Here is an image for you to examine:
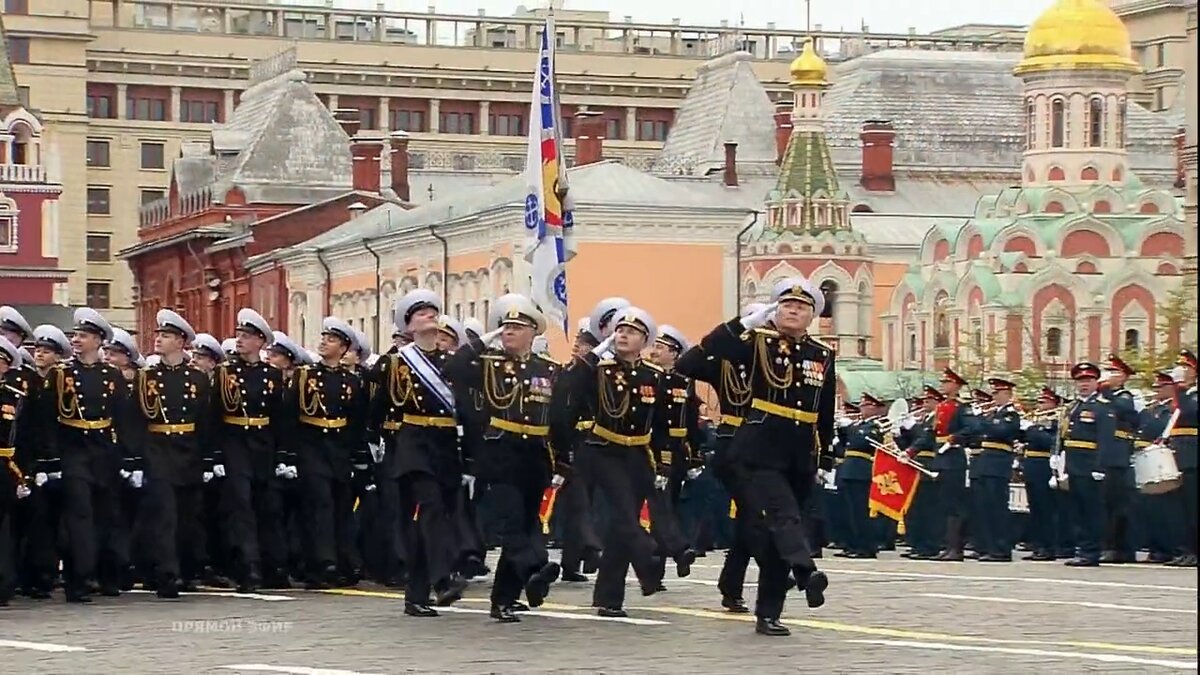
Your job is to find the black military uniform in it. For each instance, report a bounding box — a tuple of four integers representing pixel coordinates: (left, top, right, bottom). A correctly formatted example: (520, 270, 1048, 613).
(696, 282, 833, 637)
(212, 323, 286, 591)
(1061, 361, 1116, 567)
(41, 309, 127, 602)
(1099, 355, 1139, 563)
(930, 369, 973, 561)
(970, 378, 1022, 562)
(1021, 389, 1063, 561)
(902, 387, 941, 559)
(0, 338, 28, 605)
(444, 302, 562, 623)
(549, 308, 668, 616)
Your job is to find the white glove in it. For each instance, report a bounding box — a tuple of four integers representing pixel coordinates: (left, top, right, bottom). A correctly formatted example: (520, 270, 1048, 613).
(284, 465, 298, 480)
(742, 302, 778, 329)
(654, 474, 669, 490)
(120, 469, 131, 480)
(900, 416, 916, 431)
(551, 474, 565, 489)
(203, 471, 214, 483)
(213, 464, 226, 478)
(16, 483, 31, 499)
(591, 335, 615, 357)
(1092, 471, 1106, 481)
(937, 442, 951, 454)
(369, 442, 384, 464)
(481, 328, 503, 346)
(461, 474, 476, 499)
(686, 467, 702, 480)
(365, 483, 377, 492)
(35, 472, 47, 487)
(353, 463, 369, 471)
(1019, 419, 1033, 431)
(47, 472, 61, 481)
(130, 470, 144, 489)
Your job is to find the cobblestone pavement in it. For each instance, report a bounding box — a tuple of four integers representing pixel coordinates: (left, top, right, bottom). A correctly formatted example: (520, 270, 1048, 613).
(3, 551, 1196, 674)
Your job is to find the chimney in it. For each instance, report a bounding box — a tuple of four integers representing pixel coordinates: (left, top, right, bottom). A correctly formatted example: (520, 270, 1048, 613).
(574, 110, 605, 166)
(723, 141, 739, 187)
(859, 120, 896, 192)
(1174, 127, 1186, 189)
(334, 108, 361, 138)
(350, 134, 384, 193)
(389, 130, 411, 201)
(773, 101, 793, 165)
(348, 202, 368, 219)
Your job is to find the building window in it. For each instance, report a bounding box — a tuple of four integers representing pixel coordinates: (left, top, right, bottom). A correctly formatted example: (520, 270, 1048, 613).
(86, 139, 111, 167)
(4, 0, 30, 15)
(1050, 98, 1065, 148)
(1155, 43, 1165, 68)
(1045, 327, 1063, 358)
(140, 142, 165, 169)
(818, 280, 837, 319)
(559, 115, 574, 138)
(127, 96, 168, 121)
(17, 86, 29, 108)
(180, 99, 221, 123)
(856, 338, 867, 357)
(6, 37, 29, 65)
(1123, 328, 1140, 352)
(605, 117, 621, 140)
(439, 111, 475, 134)
(1087, 97, 1103, 147)
(1117, 97, 1127, 148)
(907, 332, 917, 362)
(468, 301, 476, 319)
(87, 93, 115, 119)
(87, 187, 110, 215)
(488, 113, 524, 136)
(0, 216, 15, 251)
(357, 108, 377, 131)
(453, 303, 462, 320)
(1025, 98, 1035, 149)
(86, 282, 112, 309)
(637, 119, 669, 142)
(140, 189, 166, 205)
(390, 109, 425, 132)
(1153, 87, 1164, 112)
(86, 234, 112, 262)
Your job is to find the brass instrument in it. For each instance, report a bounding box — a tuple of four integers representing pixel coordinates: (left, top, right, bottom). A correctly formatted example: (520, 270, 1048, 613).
(869, 399, 939, 479)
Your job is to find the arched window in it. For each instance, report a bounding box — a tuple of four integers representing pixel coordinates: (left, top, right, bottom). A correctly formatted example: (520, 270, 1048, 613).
(1087, 97, 1104, 147)
(856, 338, 867, 357)
(1025, 97, 1036, 150)
(1116, 97, 1127, 149)
(1124, 328, 1140, 351)
(1045, 327, 1063, 358)
(973, 327, 983, 351)
(818, 280, 837, 319)
(907, 333, 917, 362)
(1050, 98, 1065, 148)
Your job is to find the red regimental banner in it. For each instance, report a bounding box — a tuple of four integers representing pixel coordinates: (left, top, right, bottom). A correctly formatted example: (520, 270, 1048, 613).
(868, 450, 922, 522)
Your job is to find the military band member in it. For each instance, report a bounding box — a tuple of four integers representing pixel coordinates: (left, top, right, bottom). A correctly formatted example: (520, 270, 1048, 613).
(902, 387, 941, 559)
(42, 309, 127, 602)
(675, 304, 763, 613)
(837, 393, 885, 559)
(1098, 355, 1138, 564)
(0, 336, 27, 606)
(931, 368, 972, 562)
(1168, 350, 1198, 567)
(444, 294, 562, 623)
(372, 291, 468, 616)
(284, 317, 365, 589)
(1138, 372, 1180, 563)
(1060, 361, 1115, 567)
(1020, 387, 1063, 561)
(212, 309, 286, 592)
(969, 378, 1021, 562)
(697, 277, 832, 637)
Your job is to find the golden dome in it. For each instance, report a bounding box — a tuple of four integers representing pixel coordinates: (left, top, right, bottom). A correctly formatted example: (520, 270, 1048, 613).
(789, 38, 828, 87)
(1016, 0, 1139, 75)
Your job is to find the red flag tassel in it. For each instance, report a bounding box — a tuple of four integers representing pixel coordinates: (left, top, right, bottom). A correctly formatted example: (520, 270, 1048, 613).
(539, 486, 559, 535)
(639, 499, 651, 531)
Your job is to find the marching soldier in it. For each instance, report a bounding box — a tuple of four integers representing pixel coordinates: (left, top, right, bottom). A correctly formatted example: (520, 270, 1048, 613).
(42, 309, 127, 602)
(696, 277, 833, 637)
(284, 317, 366, 589)
(675, 303, 762, 613)
(1020, 387, 1063, 561)
(191, 334, 225, 374)
(444, 294, 562, 623)
(0, 306, 33, 362)
(1099, 355, 1138, 564)
(836, 393, 885, 559)
(103, 327, 144, 589)
(371, 291, 468, 616)
(550, 305, 670, 619)
(1138, 372, 1180, 563)
(1060, 361, 1115, 567)
(213, 309, 286, 592)
(1168, 350, 1197, 567)
(970, 377, 1021, 562)
(135, 310, 214, 597)
(266, 330, 308, 583)
(931, 368, 973, 562)
(902, 386, 941, 560)
(0, 336, 27, 606)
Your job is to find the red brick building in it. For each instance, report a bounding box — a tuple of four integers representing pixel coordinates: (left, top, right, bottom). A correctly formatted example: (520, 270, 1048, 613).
(119, 49, 407, 348)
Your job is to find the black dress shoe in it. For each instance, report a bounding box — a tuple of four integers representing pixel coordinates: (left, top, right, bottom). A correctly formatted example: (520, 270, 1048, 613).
(237, 570, 262, 594)
(561, 571, 588, 583)
(461, 557, 490, 579)
(490, 604, 521, 623)
(524, 562, 560, 609)
(1064, 557, 1099, 567)
(675, 549, 696, 578)
(305, 577, 330, 590)
(597, 607, 627, 618)
(721, 596, 750, 614)
(404, 602, 438, 617)
(755, 617, 791, 636)
(435, 575, 469, 607)
(156, 578, 181, 599)
(804, 571, 828, 609)
(640, 582, 661, 597)
(179, 579, 200, 593)
(508, 600, 530, 612)
(98, 584, 121, 597)
(25, 586, 51, 600)
(1181, 554, 1198, 568)
(65, 587, 93, 604)
(581, 550, 601, 575)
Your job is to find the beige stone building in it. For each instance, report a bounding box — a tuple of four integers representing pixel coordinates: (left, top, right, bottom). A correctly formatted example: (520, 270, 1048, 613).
(1109, 0, 1192, 111)
(0, 0, 1183, 330)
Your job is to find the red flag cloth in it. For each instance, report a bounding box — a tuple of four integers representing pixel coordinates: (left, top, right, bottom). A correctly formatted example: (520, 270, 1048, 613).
(639, 499, 651, 531)
(868, 449, 922, 522)
(538, 486, 559, 535)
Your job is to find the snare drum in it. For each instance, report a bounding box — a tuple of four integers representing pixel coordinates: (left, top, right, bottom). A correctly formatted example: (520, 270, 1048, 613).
(1133, 443, 1183, 495)
(1008, 482, 1029, 513)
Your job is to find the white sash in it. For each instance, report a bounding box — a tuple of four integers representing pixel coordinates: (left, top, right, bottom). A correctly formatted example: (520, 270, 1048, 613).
(398, 344, 455, 411)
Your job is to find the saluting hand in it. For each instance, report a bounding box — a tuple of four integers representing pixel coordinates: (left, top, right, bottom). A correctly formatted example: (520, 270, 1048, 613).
(742, 302, 778, 330)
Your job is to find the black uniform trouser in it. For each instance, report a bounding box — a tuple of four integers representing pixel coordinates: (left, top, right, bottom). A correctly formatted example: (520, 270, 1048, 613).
(1023, 472, 1054, 555)
(489, 471, 550, 606)
(558, 450, 602, 573)
(649, 465, 690, 579)
(0, 473, 14, 599)
(839, 479, 872, 555)
(144, 479, 205, 580)
(375, 475, 410, 582)
(590, 450, 659, 610)
(453, 486, 486, 571)
(972, 476, 1010, 557)
(22, 479, 63, 587)
(1068, 473, 1102, 560)
(937, 468, 968, 551)
(299, 471, 357, 576)
(62, 476, 121, 587)
(907, 463, 941, 555)
(1178, 469, 1198, 555)
(711, 437, 751, 600)
(221, 471, 286, 577)
(400, 472, 458, 605)
(740, 467, 818, 621)
(1102, 467, 1135, 557)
